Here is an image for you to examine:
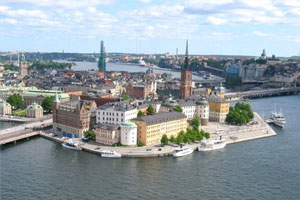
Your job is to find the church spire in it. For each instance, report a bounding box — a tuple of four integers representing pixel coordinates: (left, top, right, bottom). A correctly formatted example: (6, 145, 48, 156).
(184, 39, 189, 69)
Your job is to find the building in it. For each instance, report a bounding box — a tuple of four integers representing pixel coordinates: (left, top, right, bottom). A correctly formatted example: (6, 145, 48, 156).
(19, 54, 28, 79)
(260, 49, 267, 60)
(98, 41, 106, 73)
(132, 112, 188, 146)
(180, 40, 193, 99)
(95, 123, 120, 145)
(53, 94, 90, 138)
(96, 102, 137, 125)
(120, 122, 137, 146)
(26, 103, 43, 119)
(23, 90, 70, 107)
(126, 82, 152, 100)
(196, 98, 209, 126)
(0, 98, 12, 115)
(207, 95, 229, 123)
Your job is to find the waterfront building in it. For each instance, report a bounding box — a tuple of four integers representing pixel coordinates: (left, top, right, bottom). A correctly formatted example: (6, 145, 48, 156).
(96, 102, 137, 125)
(0, 98, 12, 115)
(53, 94, 90, 138)
(120, 121, 137, 146)
(132, 112, 188, 146)
(180, 40, 193, 99)
(26, 103, 43, 119)
(95, 123, 120, 145)
(196, 97, 209, 126)
(207, 95, 229, 123)
(98, 41, 106, 73)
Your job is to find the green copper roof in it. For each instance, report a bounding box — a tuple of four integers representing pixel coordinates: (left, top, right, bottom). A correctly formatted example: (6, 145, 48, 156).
(121, 121, 137, 128)
(27, 103, 43, 110)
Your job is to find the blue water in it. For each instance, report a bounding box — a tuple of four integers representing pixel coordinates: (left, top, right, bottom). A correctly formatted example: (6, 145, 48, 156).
(1, 95, 300, 200)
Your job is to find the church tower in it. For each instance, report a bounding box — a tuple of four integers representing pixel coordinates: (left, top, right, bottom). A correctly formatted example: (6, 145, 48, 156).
(98, 41, 106, 73)
(180, 40, 193, 99)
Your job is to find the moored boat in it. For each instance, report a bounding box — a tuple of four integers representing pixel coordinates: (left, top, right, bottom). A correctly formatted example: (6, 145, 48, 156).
(62, 139, 82, 151)
(198, 138, 226, 152)
(173, 145, 193, 158)
(101, 150, 122, 158)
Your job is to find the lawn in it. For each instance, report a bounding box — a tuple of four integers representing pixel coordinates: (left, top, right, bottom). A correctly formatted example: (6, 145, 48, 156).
(12, 109, 26, 116)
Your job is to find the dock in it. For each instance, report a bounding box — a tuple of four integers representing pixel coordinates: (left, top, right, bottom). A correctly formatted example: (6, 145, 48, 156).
(2, 113, 277, 158)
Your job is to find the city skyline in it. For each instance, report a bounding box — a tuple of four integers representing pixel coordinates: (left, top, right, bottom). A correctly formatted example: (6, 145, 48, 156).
(1, 0, 300, 56)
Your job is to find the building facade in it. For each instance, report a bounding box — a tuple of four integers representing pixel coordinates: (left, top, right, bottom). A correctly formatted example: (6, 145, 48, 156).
(53, 96, 90, 138)
(95, 123, 120, 145)
(132, 112, 188, 146)
(120, 122, 137, 146)
(26, 103, 43, 118)
(207, 95, 229, 123)
(96, 102, 137, 125)
(0, 98, 12, 115)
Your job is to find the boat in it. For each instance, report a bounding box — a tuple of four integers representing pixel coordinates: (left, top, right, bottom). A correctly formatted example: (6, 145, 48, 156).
(198, 138, 226, 152)
(138, 59, 146, 67)
(101, 150, 122, 158)
(62, 139, 82, 151)
(172, 145, 193, 157)
(271, 111, 286, 128)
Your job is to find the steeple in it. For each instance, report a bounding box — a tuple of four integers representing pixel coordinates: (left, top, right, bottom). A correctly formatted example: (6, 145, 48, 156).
(184, 39, 189, 70)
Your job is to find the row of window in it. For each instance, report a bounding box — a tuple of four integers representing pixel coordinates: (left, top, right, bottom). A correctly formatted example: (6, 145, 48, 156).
(99, 112, 124, 117)
(98, 117, 124, 122)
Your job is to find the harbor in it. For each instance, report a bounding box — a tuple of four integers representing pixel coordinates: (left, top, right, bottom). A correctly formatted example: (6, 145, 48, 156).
(36, 112, 276, 158)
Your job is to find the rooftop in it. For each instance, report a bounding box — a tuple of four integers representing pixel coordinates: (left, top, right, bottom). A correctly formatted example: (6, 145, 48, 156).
(133, 112, 186, 125)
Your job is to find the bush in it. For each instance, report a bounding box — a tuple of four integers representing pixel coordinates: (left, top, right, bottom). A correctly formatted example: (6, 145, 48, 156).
(137, 141, 144, 147)
(161, 134, 169, 146)
(83, 130, 95, 140)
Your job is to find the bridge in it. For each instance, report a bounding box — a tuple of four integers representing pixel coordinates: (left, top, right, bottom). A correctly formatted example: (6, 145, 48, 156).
(225, 87, 300, 100)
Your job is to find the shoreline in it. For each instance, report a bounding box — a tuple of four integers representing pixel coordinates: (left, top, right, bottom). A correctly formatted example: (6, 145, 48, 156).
(37, 112, 276, 158)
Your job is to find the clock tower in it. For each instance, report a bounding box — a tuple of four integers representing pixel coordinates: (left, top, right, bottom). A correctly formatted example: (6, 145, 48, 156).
(180, 40, 193, 99)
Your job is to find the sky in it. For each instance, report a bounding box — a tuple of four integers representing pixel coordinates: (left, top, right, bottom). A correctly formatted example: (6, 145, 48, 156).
(1, 0, 300, 56)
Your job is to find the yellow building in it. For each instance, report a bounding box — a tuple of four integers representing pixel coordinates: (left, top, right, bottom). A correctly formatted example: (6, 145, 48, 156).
(132, 112, 188, 146)
(207, 95, 229, 123)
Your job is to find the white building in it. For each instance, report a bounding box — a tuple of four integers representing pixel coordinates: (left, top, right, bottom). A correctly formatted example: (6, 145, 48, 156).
(196, 98, 209, 126)
(120, 122, 137, 146)
(96, 102, 137, 125)
(179, 101, 197, 120)
(0, 98, 12, 115)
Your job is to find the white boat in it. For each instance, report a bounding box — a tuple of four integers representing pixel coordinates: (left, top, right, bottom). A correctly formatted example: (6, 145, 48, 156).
(271, 111, 286, 128)
(173, 145, 193, 157)
(138, 59, 146, 66)
(62, 139, 82, 151)
(198, 138, 226, 152)
(101, 150, 121, 158)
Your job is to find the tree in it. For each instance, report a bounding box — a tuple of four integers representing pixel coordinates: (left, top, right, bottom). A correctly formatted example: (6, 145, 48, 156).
(137, 141, 144, 147)
(176, 131, 185, 145)
(191, 117, 200, 130)
(83, 130, 96, 140)
(137, 110, 144, 117)
(122, 94, 130, 101)
(173, 105, 183, 113)
(169, 135, 176, 144)
(6, 94, 24, 109)
(42, 96, 54, 113)
(161, 134, 169, 146)
(204, 132, 210, 139)
(226, 102, 254, 125)
(146, 104, 155, 115)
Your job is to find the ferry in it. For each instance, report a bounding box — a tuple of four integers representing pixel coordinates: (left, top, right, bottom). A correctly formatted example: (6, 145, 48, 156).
(265, 104, 286, 128)
(101, 150, 122, 158)
(62, 139, 82, 151)
(173, 145, 193, 158)
(198, 138, 226, 152)
(138, 59, 146, 67)
(271, 111, 286, 128)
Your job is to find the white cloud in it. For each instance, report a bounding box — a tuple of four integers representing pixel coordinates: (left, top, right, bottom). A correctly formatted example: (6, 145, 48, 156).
(139, 0, 152, 3)
(253, 31, 274, 37)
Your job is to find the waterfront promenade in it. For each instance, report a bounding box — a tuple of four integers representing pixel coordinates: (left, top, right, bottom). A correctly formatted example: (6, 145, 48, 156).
(39, 112, 276, 158)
